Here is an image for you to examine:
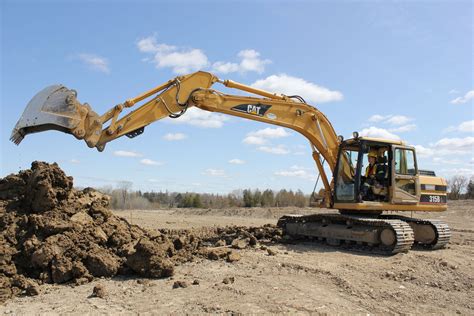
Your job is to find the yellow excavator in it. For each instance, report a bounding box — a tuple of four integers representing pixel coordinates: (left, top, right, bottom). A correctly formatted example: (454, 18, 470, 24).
(11, 71, 450, 254)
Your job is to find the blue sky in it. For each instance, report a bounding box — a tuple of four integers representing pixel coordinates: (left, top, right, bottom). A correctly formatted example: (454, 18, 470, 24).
(1, 0, 473, 193)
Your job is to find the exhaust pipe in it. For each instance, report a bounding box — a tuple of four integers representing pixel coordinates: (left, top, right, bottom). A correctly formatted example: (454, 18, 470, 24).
(10, 85, 103, 148)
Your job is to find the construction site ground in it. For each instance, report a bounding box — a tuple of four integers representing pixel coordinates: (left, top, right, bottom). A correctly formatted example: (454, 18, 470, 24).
(2, 201, 472, 315)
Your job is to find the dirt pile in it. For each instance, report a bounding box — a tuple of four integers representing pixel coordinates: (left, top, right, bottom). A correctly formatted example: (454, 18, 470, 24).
(0, 162, 281, 303)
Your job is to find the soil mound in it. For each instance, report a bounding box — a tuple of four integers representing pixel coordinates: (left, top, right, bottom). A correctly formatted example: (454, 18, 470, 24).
(0, 162, 281, 303)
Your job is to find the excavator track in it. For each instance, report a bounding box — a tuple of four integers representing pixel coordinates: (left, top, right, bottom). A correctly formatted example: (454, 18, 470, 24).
(380, 215, 450, 250)
(278, 214, 414, 255)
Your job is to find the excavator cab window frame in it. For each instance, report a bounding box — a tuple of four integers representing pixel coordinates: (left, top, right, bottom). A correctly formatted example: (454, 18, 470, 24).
(334, 139, 395, 204)
(333, 140, 363, 203)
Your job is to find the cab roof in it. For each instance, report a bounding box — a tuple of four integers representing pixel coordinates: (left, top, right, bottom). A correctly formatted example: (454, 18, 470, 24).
(345, 136, 407, 146)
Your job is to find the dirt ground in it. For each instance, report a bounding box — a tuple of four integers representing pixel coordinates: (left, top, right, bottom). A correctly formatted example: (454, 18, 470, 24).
(2, 200, 472, 315)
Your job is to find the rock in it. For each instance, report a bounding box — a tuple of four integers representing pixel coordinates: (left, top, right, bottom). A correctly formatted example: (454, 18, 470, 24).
(24, 161, 73, 213)
(70, 212, 94, 225)
(231, 239, 248, 249)
(249, 236, 257, 246)
(86, 249, 120, 277)
(267, 248, 277, 256)
(223, 277, 235, 284)
(93, 227, 108, 244)
(92, 284, 107, 298)
(173, 237, 186, 250)
(137, 279, 150, 285)
(440, 260, 448, 267)
(207, 248, 230, 260)
(260, 245, 267, 251)
(215, 240, 226, 247)
(173, 281, 188, 289)
(385, 271, 395, 278)
(227, 251, 241, 263)
(26, 285, 40, 296)
(192, 280, 200, 285)
(51, 257, 74, 283)
(126, 239, 174, 278)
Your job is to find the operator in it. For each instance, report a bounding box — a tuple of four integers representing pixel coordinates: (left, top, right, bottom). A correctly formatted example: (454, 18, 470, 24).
(360, 150, 379, 201)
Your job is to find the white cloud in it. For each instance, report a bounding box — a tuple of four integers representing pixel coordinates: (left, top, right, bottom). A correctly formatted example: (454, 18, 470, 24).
(202, 168, 226, 177)
(413, 145, 434, 157)
(163, 133, 187, 141)
(389, 124, 417, 133)
(450, 90, 474, 104)
(274, 165, 317, 181)
(212, 49, 271, 74)
(368, 114, 389, 123)
(212, 61, 240, 74)
(238, 50, 271, 73)
(432, 137, 474, 154)
(229, 158, 245, 165)
(251, 127, 291, 138)
(251, 74, 343, 104)
(432, 157, 461, 165)
(367, 114, 414, 126)
(257, 145, 290, 155)
(243, 127, 290, 145)
(77, 54, 110, 73)
(459, 121, 474, 133)
(137, 35, 208, 74)
(140, 159, 163, 166)
(167, 107, 229, 128)
(386, 115, 413, 126)
(448, 89, 459, 94)
(243, 135, 267, 145)
(113, 150, 143, 157)
(438, 167, 474, 177)
(360, 127, 400, 140)
(445, 120, 474, 133)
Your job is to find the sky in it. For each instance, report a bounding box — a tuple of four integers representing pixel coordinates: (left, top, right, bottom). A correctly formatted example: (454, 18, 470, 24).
(1, 0, 473, 194)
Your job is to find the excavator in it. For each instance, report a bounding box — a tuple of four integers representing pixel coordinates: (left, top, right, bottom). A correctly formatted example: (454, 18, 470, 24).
(10, 71, 450, 254)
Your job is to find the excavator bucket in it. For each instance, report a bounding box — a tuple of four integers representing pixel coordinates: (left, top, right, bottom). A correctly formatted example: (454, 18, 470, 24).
(10, 85, 102, 147)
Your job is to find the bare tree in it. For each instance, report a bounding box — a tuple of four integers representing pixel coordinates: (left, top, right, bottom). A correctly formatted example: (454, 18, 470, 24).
(117, 181, 133, 223)
(117, 181, 133, 209)
(447, 175, 467, 200)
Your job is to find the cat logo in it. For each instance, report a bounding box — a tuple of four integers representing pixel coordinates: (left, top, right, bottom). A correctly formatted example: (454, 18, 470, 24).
(231, 103, 271, 117)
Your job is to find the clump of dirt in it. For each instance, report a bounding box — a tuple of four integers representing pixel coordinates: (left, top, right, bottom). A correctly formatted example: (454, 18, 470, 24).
(0, 162, 282, 304)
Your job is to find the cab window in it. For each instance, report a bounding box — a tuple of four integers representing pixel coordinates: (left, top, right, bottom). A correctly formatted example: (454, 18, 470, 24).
(335, 149, 358, 201)
(395, 148, 416, 175)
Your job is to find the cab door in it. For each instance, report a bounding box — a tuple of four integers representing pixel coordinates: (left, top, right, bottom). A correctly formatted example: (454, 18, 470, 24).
(391, 146, 420, 204)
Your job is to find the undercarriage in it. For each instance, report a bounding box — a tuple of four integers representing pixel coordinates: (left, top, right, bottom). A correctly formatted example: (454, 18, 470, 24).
(277, 213, 450, 254)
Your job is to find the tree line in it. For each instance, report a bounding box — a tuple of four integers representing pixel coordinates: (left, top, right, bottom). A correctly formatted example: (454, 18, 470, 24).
(100, 185, 310, 210)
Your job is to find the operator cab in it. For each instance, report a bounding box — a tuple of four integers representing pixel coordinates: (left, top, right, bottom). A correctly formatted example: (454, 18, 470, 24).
(333, 136, 420, 205)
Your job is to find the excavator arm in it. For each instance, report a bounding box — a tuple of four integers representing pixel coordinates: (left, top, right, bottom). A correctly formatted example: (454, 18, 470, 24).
(11, 71, 340, 206)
